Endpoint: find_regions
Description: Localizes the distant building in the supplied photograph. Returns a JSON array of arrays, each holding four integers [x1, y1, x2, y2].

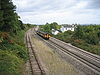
[[60, 24, 77, 32], [51, 29, 59, 35], [35, 26, 39, 31], [51, 24, 77, 35]]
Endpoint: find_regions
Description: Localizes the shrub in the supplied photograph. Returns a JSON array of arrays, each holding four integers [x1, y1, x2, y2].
[[12, 30, 25, 46], [0, 43, 28, 61], [0, 32, 14, 44], [0, 32, 10, 40], [0, 51, 23, 75]]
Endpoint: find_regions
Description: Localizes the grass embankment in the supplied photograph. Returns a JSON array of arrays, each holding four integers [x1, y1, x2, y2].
[[53, 25, 100, 55], [54, 34, 100, 55], [0, 30, 28, 75], [71, 39, 100, 55], [32, 37, 82, 75]]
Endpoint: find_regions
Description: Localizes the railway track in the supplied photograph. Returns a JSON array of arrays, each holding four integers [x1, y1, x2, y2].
[[25, 30, 45, 75], [51, 37, 100, 61], [49, 38, 100, 75], [35, 32, 100, 75]]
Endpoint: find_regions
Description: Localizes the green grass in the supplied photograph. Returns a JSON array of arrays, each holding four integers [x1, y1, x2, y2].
[[0, 29, 29, 75], [54, 35, 100, 55], [0, 51, 23, 75], [72, 40, 100, 55], [0, 43, 28, 60]]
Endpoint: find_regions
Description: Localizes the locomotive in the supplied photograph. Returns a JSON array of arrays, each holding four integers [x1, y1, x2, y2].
[[36, 31, 51, 40]]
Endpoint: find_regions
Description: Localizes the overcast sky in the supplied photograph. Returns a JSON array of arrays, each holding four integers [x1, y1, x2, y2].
[[12, 0, 100, 24]]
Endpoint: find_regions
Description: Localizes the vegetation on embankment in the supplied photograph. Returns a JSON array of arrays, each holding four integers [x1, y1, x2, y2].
[[53, 25, 100, 55], [0, 28, 32, 75], [0, 0, 34, 75]]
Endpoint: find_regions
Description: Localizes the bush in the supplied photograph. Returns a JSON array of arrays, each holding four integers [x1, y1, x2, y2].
[[0, 32, 10, 40], [85, 32, 99, 45], [0, 43, 28, 61], [0, 32, 11, 44], [0, 51, 23, 75], [11, 30, 25, 46], [0, 29, 29, 75], [71, 40, 100, 55]]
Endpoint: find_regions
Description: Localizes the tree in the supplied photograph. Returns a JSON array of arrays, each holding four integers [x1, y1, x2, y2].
[[43, 24, 51, 33], [73, 25, 85, 39], [0, 0, 21, 33], [0, 11, 4, 29], [19, 20, 25, 30], [41, 22, 60, 33], [50, 22, 58, 30], [85, 32, 99, 45]]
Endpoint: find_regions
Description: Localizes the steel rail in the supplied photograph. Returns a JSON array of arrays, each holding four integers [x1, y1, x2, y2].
[[48, 40, 100, 74], [25, 32, 45, 75]]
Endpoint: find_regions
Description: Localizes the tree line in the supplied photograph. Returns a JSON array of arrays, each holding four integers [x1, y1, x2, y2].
[[73, 25, 100, 45], [0, 0, 31, 75], [0, 0, 25, 34], [40, 22, 61, 33]]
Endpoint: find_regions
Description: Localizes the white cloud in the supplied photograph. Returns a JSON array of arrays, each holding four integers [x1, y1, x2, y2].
[[74, 1, 88, 9], [12, 0, 100, 24]]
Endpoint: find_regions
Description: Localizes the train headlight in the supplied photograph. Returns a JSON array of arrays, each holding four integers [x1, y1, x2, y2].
[[49, 35, 51, 38]]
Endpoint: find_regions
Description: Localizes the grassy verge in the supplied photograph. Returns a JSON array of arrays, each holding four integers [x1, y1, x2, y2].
[[0, 51, 23, 75], [0, 29, 29, 75], [71, 39, 100, 55], [53, 35, 100, 55]]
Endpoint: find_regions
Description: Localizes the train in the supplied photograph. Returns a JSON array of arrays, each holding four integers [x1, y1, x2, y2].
[[36, 31, 51, 40]]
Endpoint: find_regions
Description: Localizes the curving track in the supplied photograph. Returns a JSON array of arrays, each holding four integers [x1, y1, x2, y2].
[[25, 29, 45, 75]]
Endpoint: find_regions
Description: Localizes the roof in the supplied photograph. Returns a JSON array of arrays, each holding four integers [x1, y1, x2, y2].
[[62, 24, 76, 28], [37, 31, 47, 34]]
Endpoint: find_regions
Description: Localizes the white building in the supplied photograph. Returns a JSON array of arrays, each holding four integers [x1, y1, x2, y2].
[[51, 29, 59, 35], [35, 26, 39, 31], [60, 24, 76, 32]]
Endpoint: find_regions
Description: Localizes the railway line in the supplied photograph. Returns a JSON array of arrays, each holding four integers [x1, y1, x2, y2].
[[50, 37, 100, 68], [25, 30, 45, 75], [49, 38, 100, 75], [34, 30, 100, 75]]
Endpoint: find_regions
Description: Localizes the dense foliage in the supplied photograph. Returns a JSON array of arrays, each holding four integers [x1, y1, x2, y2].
[[0, 51, 23, 75], [73, 25, 100, 45], [0, 0, 23, 33], [40, 22, 61, 33], [53, 25, 100, 55], [0, 0, 33, 75]]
